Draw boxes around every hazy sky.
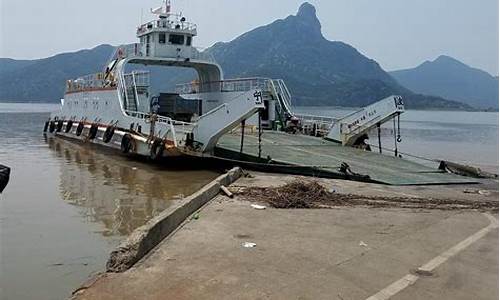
[1,0,498,75]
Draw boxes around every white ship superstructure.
[46,0,269,159]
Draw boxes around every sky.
[0,0,498,75]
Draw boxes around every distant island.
[1,2,495,111]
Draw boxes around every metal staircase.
[193,88,266,153]
[326,95,405,145]
[269,79,294,123]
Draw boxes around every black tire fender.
[76,123,84,136]
[43,121,49,132]
[56,120,64,132]
[88,124,99,140]
[103,127,115,143]
[150,138,165,161]
[49,121,56,133]
[121,134,134,154]
[65,121,74,133]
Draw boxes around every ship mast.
[166,0,171,14]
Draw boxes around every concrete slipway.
[215,131,477,186]
[73,173,498,300]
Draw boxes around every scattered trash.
[132,167,137,170]
[463,188,491,196]
[478,190,491,196]
[221,185,234,198]
[234,234,252,239]
[463,188,480,194]
[329,187,336,193]
[242,242,257,248]
[191,213,200,220]
[412,268,434,277]
[359,241,368,247]
[251,204,266,210]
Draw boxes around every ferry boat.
[45,0,405,160]
[44,0,277,159]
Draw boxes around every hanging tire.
[88,124,99,140]
[76,123,84,136]
[49,121,56,133]
[56,120,64,132]
[43,121,49,132]
[150,139,165,161]
[65,121,73,133]
[121,134,134,154]
[103,127,115,143]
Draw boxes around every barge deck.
[215,131,478,185]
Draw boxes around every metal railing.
[66,73,107,93]
[176,77,273,94]
[137,19,197,35]
[123,71,150,87]
[295,114,338,127]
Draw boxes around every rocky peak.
[291,2,323,40]
[297,2,317,19]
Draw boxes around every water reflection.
[46,137,217,236]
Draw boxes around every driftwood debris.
[238,179,498,212]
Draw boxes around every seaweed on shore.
[238,180,499,212]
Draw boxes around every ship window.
[186,36,192,46]
[169,34,184,45]
[159,33,166,44]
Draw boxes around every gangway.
[325,95,404,146]
[266,79,405,147]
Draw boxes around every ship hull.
[45,119,185,159]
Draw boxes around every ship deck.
[215,131,478,186]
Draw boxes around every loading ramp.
[215,131,478,186]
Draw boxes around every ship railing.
[295,114,338,128]
[176,77,273,94]
[123,70,150,87]
[137,19,197,35]
[66,73,107,93]
[124,110,195,138]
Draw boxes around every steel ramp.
[215,131,478,186]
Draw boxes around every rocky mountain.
[206,3,469,109]
[0,3,471,110]
[390,55,499,110]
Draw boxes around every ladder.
[122,73,139,112]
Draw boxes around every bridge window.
[169,34,184,45]
[186,36,192,46]
[159,33,166,44]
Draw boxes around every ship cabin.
[136,14,196,60]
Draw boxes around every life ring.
[88,124,99,140]
[65,121,74,133]
[121,134,134,154]
[43,121,49,132]
[150,138,165,161]
[76,123,84,136]
[49,121,56,133]
[56,120,64,132]
[103,127,115,143]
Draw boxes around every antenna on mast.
[165,0,171,13]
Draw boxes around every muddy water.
[0,104,219,300]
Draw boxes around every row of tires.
[43,120,166,160]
